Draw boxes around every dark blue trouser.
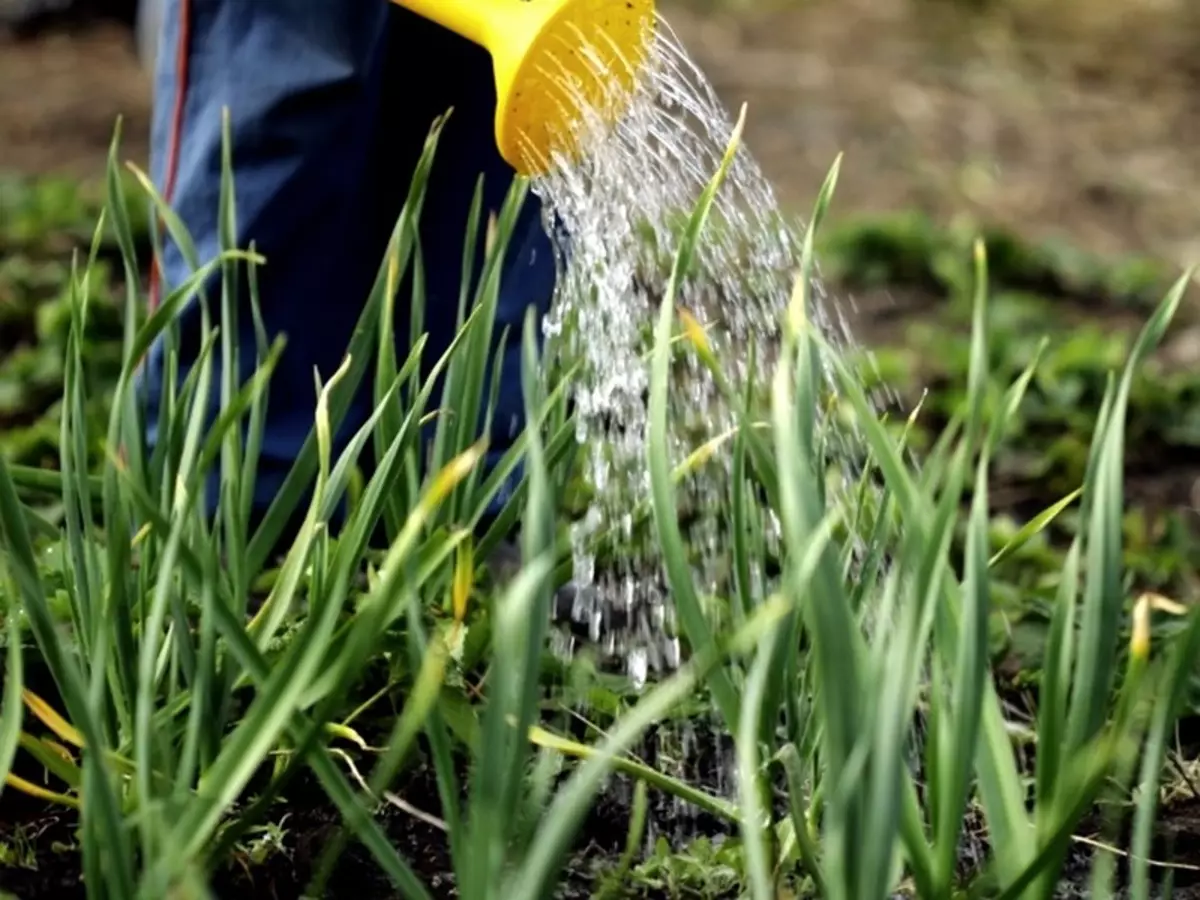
[143,0,557,533]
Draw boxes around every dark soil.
[0,727,737,899]
[5,736,1200,898]
[0,661,734,898]
[0,769,464,899]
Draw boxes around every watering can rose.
[391,0,656,174]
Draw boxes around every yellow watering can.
[392,0,656,177]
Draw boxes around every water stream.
[531,16,867,686]
[523,15,1123,892]
[519,14,922,876]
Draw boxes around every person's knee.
[150,0,394,270]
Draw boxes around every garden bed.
[2,158,1200,897]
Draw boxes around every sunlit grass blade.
[510,311,555,797]
[236,242,272,548]
[459,311,556,900]
[1129,603,1200,900]
[0,562,22,802]
[774,154,840,742]
[427,177,484,484]
[5,772,79,808]
[377,240,405,536]
[647,105,747,732]
[1033,540,1081,817]
[461,555,555,898]
[962,240,989,451]
[986,335,1048,455]
[989,489,1081,569]
[134,306,220,862]
[729,366,755,630]
[61,255,98,666]
[739,633,779,900]
[190,336,286,498]
[774,238,873,900]
[105,118,146,381]
[856,550,938,900]
[915,240,993,892]
[18,731,84,790]
[738,519,839,899]
[374,147,436,538]
[459,322,510,514]
[932,456,991,891]
[214,108,251,632]
[528,726,737,821]
[1065,270,1189,755]
[436,185,528,527]
[470,376,578,560]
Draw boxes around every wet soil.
[0,765,588,899]
[0,714,733,898]
[4,732,1200,898]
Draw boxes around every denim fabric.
[143,0,557,528]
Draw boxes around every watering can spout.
[390,0,656,177]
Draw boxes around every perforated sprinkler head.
[392,0,657,176]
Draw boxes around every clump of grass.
[643,110,1200,898]
[0,109,794,899]
[0,103,1198,900]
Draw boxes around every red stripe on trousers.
[148,0,192,312]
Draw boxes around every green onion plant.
[0,101,1197,900]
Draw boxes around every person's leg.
[144,0,399,535]
[144,0,558,543]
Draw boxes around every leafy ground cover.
[1,120,1199,899]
